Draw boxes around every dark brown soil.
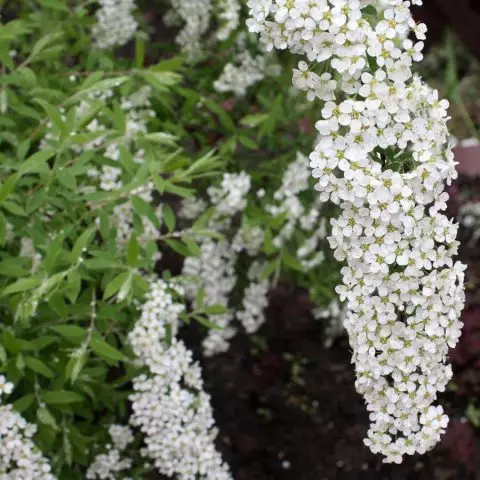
[193,284,478,480]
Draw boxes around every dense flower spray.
[128,280,232,480]
[0,376,56,478]
[93,0,138,49]
[247,0,465,463]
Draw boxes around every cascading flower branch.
[246,0,466,463]
[128,279,233,480]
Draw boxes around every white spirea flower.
[207,171,251,218]
[248,0,466,463]
[216,0,241,40]
[0,378,56,479]
[163,0,212,59]
[182,239,237,356]
[236,261,270,334]
[86,424,135,479]
[93,0,138,49]
[214,51,269,97]
[128,279,232,480]
[108,425,134,452]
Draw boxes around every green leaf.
[2,200,27,216]
[57,170,77,190]
[192,313,223,330]
[64,271,81,303]
[35,99,66,136]
[135,34,145,68]
[203,305,228,315]
[240,113,269,128]
[37,406,58,430]
[70,226,96,264]
[44,232,64,273]
[144,132,177,146]
[165,239,191,256]
[13,394,35,413]
[66,77,129,105]
[19,148,55,175]
[0,174,19,203]
[162,204,175,232]
[2,276,42,295]
[204,98,236,132]
[103,271,129,300]
[127,236,138,266]
[25,356,54,378]
[83,258,123,270]
[27,33,62,63]
[195,287,205,310]
[282,252,304,272]
[38,0,70,11]
[50,325,87,342]
[66,352,88,384]
[42,390,84,405]
[89,337,125,362]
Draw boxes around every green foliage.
[0,1,338,478]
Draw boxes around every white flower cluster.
[0,376,56,479]
[459,201,480,244]
[236,261,270,334]
[163,0,212,59]
[213,50,269,97]
[183,239,238,356]
[216,0,241,41]
[266,152,327,264]
[86,425,134,479]
[183,174,252,346]
[207,171,251,218]
[128,279,232,480]
[93,0,138,49]
[247,0,466,463]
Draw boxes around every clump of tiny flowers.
[92,0,138,49]
[86,425,135,479]
[247,0,465,463]
[182,171,262,356]
[213,50,270,97]
[128,279,232,480]
[265,152,328,266]
[0,376,56,479]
